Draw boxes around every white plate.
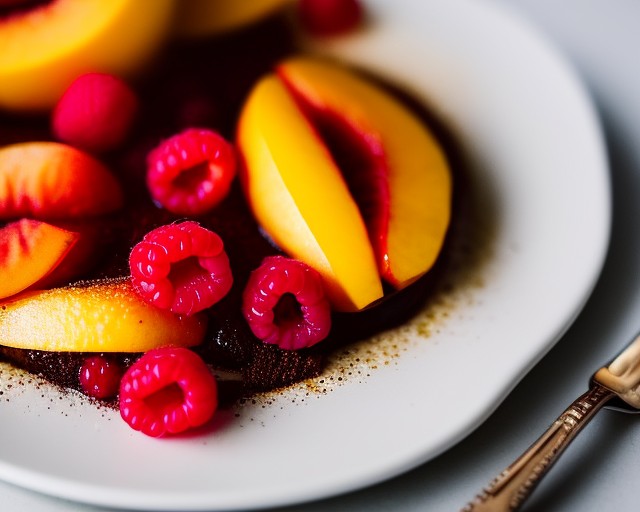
[0,0,609,510]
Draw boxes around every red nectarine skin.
[280,80,392,282]
[276,58,452,290]
[0,142,123,219]
[0,219,79,299]
[237,73,384,311]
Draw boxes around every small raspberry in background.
[298,0,363,36]
[119,347,218,437]
[52,73,138,154]
[129,220,233,316]
[242,255,331,351]
[79,355,122,399]
[146,128,236,216]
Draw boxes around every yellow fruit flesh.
[0,219,78,300]
[238,75,383,312]
[278,57,452,288]
[0,278,207,352]
[0,0,176,111]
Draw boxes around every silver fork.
[462,333,640,512]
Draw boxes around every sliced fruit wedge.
[0,218,79,300]
[0,141,123,219]
[237,56,452,310]
[0,278,208,352]
[277,57,452,289]
[237,72,383,312]
[0,0,175,111]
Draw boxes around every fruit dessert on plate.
[0,0,455,437]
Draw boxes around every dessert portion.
[0,0,456,437]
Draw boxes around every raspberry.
[242,256,331,351]
[119,347,218,437]
[146,128,236,216]
[298,0,363,36]
[78,355,122,399]
[52,73,138,153]
[129,221,233,315]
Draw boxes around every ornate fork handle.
[462,384,615,512]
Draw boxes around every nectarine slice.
[237,73,383,312]
[237,57,451,310]
[0,0,175,111]
[277,57,452,290]
[0,142,123,219]
[0,218,79,299]
[0,278,208,352]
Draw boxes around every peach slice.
[174,0,289,38]
[0,141,123,219]
[277,57,452,289]
[237,71,383,312]
[0,277,208,352]
[0,0,176,111]
[237,57,451,310]
[0,218,79,299]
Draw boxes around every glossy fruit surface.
[0,277,208,352]
[119,347,218,437]
[0,219,79,299]
[129,221,233,315]
[237,57,451,309]
[146,128,236,216]
[0,0,175,111]
[0,141,123,219]
[52,72,139,153]
[79,355,122,399]
[237,72,382,312]
[242,255,331,350]
[277,57,452,289]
